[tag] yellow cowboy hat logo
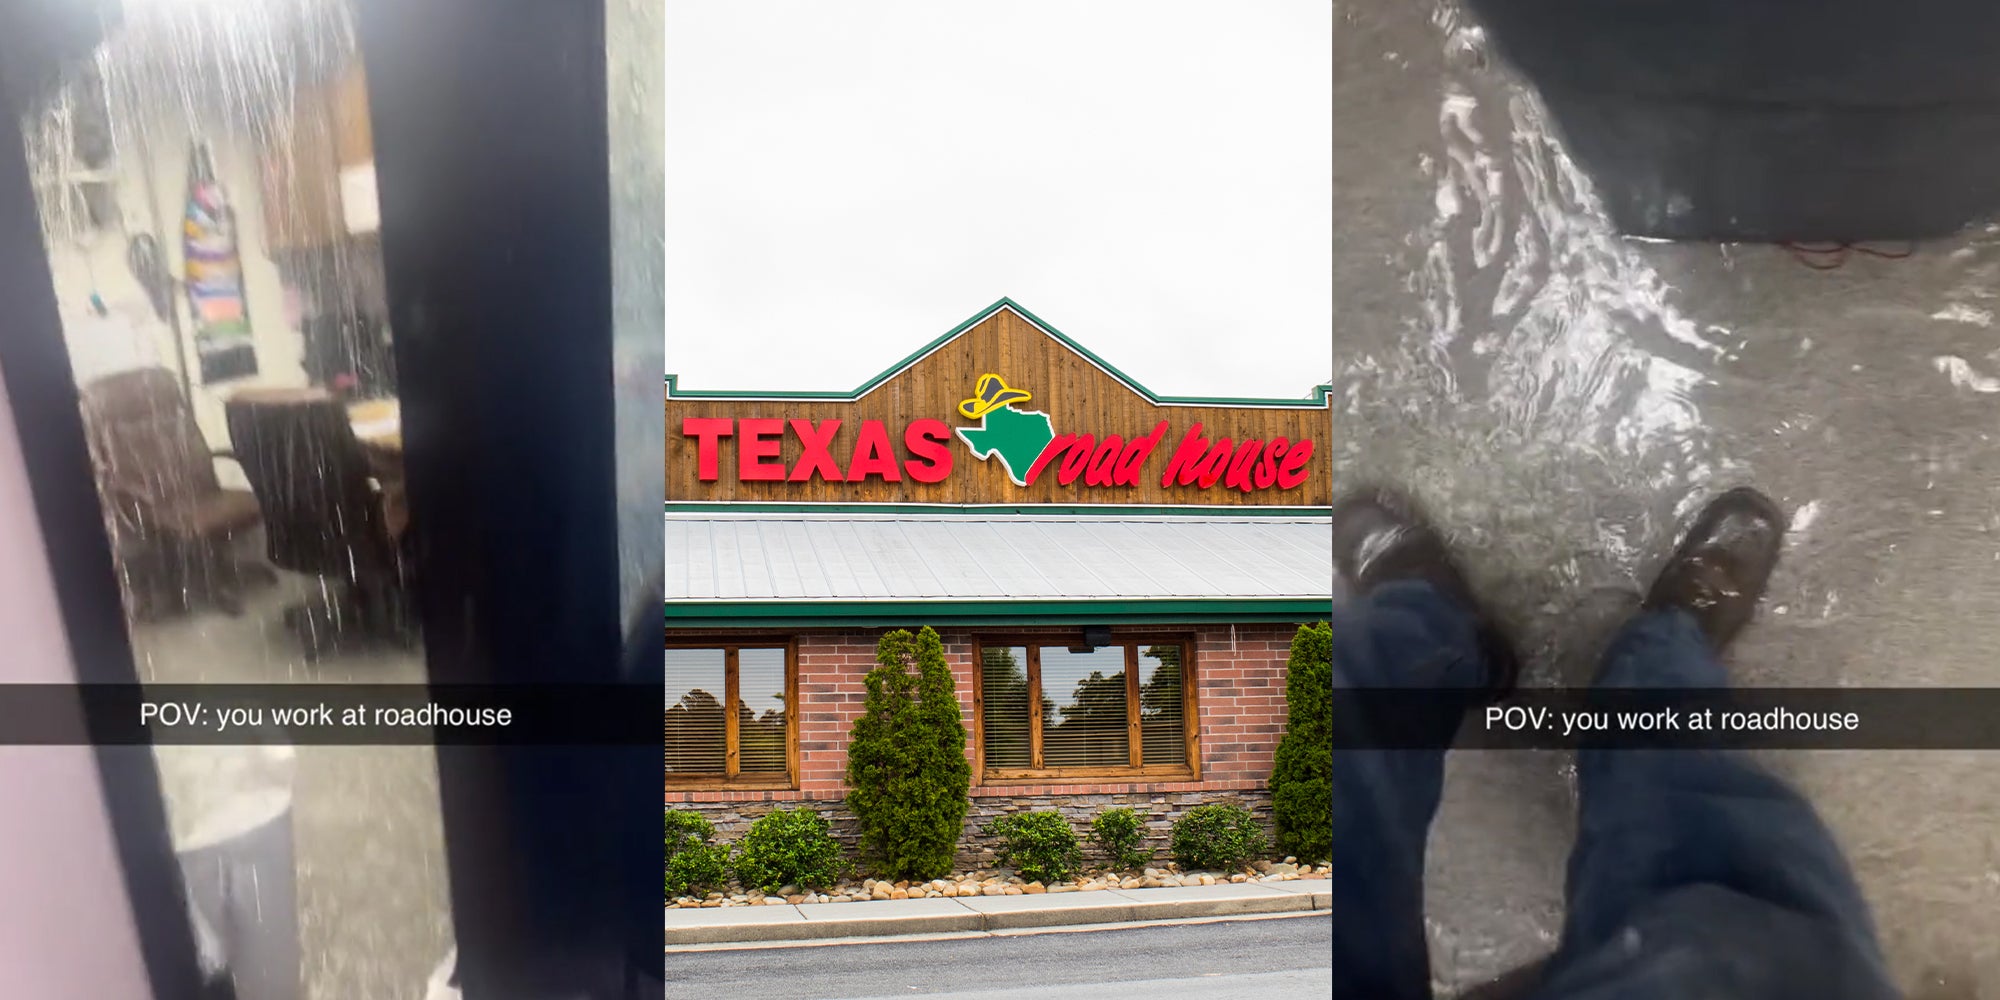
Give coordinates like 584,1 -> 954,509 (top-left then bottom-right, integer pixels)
958,373 -> 1033,419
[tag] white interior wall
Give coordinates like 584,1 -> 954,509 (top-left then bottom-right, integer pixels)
40,117 -> 308,488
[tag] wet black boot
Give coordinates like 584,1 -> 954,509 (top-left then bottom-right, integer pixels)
1643,486 -> 1787,652
1332,486 -> 1521,699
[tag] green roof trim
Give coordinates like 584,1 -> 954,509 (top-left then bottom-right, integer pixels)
664,501 -> 1332,518
665,298 -> 1333,408
664,598 -> 1332,629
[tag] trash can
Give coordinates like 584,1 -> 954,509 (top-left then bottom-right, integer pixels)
155,742 -> 299,1000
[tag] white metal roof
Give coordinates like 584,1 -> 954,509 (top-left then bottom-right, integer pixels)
665,511 -> 1332,603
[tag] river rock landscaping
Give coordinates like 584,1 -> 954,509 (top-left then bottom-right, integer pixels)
668,857 -> 1330,908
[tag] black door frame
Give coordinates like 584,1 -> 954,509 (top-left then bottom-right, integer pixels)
353,0 -> 661,994
0,4 -> 207,997
354,0 -> 661,994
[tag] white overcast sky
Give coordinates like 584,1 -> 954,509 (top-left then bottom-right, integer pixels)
663,1 -> 1332,398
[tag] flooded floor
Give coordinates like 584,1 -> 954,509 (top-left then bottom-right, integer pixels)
135,564 -> 451,1000
1336,3 -> 2000,996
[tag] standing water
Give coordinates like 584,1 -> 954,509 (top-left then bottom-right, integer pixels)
1338,2 -> 2000,994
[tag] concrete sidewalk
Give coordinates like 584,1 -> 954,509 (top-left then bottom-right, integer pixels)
664,880 -> 1330,946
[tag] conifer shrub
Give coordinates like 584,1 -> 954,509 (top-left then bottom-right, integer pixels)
1268,622 -> 1332,863
845,626 -> 971,881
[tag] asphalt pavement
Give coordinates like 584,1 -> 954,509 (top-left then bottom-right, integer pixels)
663,912 -> 1331,1000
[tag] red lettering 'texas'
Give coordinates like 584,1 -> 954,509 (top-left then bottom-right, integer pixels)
903,419 -> 954,483
847,420 -> 902,482
682,417 -> 733,482
738,418 -> 786,481
788,419 -> 844,482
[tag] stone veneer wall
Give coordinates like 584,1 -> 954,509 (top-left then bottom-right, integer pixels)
667,622 -> 1297,872
685,788 -> 1274,874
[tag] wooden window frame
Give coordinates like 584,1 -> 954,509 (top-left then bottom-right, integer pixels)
664,636 -> 799,791
971,632 -> 1200,785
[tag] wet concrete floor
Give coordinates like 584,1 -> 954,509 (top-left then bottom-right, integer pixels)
133,568 -> 451,1000
1336,3 -> 2000,996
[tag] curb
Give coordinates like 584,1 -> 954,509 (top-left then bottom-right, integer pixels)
664,884 -> 1331,946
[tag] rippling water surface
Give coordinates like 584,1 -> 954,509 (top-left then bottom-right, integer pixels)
1339,3 -> 2000,994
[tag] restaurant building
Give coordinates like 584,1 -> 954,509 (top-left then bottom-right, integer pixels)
665,300 -> 1333,866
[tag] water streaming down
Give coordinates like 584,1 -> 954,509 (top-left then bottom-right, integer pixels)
1340,2 -> 2000,992
609,0 -> 667,618
20,2 -> 450,997
25,0 -> 382,642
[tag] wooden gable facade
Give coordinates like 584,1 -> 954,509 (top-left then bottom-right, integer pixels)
666,300 -> 1332,507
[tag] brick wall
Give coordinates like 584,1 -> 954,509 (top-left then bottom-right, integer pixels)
667,623 -> 1299,870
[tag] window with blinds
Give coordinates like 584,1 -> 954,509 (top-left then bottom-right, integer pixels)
976,637 -> 1194,779
980,646 -> 1032,769
1138,645 -> 1186,766
665,642 -> 794,786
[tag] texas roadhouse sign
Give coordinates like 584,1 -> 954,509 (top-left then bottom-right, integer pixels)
666,301 -> 1332,507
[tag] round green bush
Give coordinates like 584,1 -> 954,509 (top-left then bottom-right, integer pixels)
1090,807 -> 1152,871
665,808 -> 715,852
845,627 -> 972,881
986,810 -> 1082,883
1170,803 -> 1268,872
665,809 -> 730,896
732,807 -> 848,893
665,841 -> 732,897
1269,622 -> 1332,863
